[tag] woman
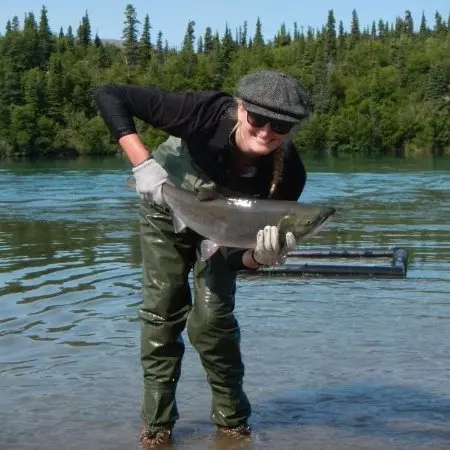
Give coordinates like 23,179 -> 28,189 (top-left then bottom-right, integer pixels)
94,70 -> 311,448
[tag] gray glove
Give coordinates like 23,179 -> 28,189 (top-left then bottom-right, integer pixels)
252,226 -> 297,266
132,158 -> 168,205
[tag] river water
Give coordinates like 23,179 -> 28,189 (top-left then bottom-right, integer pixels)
1,157 -> 449,449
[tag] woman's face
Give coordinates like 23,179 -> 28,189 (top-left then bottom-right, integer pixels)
236,103 -> 291,157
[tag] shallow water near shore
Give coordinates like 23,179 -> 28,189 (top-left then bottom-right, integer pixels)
1,156 -> 449,449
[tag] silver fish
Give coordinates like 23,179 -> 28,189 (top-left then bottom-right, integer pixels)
160,183 -> 335,260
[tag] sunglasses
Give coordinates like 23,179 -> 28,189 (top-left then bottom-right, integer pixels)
246,111 -> 294,135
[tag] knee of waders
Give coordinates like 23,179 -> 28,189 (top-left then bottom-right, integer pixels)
186,306 -> 240,348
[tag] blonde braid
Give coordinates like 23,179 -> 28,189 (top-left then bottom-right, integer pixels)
269,146 -> 284,198
229,121 -> 239,139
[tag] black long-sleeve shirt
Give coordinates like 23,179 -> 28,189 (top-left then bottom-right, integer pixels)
94,84 -> 307,201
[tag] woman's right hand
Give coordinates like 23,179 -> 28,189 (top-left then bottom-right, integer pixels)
132,158 -> 169,206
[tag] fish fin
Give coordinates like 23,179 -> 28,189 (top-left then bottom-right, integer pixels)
172,213 -> 187,233
200,240 -> 220,261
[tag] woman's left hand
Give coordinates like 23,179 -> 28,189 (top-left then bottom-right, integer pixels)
251,226 -> 296,266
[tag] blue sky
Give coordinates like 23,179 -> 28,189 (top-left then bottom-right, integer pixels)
2,0 -> 449,47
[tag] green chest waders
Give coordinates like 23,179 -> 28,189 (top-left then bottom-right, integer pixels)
139,137 -> 250,431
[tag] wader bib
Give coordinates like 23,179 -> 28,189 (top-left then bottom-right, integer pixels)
139,137 -> 251,432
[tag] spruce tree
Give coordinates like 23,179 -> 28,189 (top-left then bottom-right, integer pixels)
434,11 -> 446,34
66,26 -> 75,49
38,6 -> 54,65
253,18 -> 264,47
23,12 -> 39,68
404,10 -> 414,36
370,21 -> 377,38
394,16 -> 405,37
274,23 -> 290,47
122,4 -> 140,67
325,10 -> 337,59
94,33 -> 102,47
2,22 -> 26,106
221,24 -> 236,56
139,14 -> 152,67
419,12 -> 428,36
77,11 -> 91,46
156,30 -> 164,67
350,9 -> 361,46
182,20 -> 195,53
197,36 -> 203,54
293,22 -> 299,41
240,21 -> 248,47
203,27 -> 214,54
181,20 -> 197,78
338,20 -> 345,52
11,16 -> 20,32
378,19 -> 385,38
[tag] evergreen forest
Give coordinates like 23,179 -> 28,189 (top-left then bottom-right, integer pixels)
0,4 -> 449,159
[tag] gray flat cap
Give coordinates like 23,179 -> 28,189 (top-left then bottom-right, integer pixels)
236,70 -> 311,122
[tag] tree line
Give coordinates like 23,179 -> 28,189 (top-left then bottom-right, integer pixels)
0,4 -> 449,158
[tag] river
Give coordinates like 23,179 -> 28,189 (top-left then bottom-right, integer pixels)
1,156 -> 449,449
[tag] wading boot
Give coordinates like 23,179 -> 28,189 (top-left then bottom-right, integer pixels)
217,423 -> 252,440
138,427 -> 172,449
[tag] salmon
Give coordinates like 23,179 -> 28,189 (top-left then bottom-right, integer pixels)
160,183 -> 335,260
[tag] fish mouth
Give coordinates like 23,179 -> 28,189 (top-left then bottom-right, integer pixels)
303,214 -> 334,240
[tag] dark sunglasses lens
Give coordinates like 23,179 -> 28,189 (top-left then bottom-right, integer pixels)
271,121 -> 293,134
247,111 -> 293,134
247,112 -> 268,128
